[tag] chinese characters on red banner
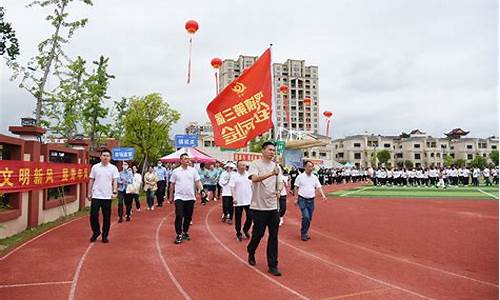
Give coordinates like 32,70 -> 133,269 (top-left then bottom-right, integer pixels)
207,48 -> 273,149
0,161 -> 90,193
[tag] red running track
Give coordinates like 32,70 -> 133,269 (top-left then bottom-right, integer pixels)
0,182 -> 497,299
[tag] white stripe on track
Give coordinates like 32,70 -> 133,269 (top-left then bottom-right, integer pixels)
205,206 -> 310,300
155,215 -> 192,300
476,188 -> 499,200
0,217 -> 85,261
306,222 -> 499,288
280,239 -> 434,300
0,281 -> 72,288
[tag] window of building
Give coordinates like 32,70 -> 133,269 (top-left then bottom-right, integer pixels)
450,153 -> 455,158
353,143 -> 361,148
436,153 -> 441,158
430,153 -> 434,158
492,145 -> 497,149
483,153 -> 487,157
466,145 -> 473,149
384,143 -> 391,148
414,154 -> 421,160
450,146 -> 454,150
441,144 -> 447,149
414,144 -> 421,149
320,152 -> 327,158
396,153 -> 403,158
204,141 -> 211,147
467,154 -> 473,160
354,153 -> 361,160
338,153 -> 344,158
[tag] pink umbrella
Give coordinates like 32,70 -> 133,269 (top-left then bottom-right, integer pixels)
160,147 -> 216,164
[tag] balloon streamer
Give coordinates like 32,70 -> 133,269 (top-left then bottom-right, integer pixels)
214,72 -> 219,95
187,36 -> 193,84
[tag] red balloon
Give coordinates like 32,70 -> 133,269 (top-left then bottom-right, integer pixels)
185,20 -> 199,34
323,111 -> 333,118
279,84 -> 288,94
303,97 -> 312,106
211,57 -> 222,69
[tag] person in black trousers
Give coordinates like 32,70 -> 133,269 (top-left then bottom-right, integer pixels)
247,141 -> 282,276
230,160 -> 253,241
88,149 -> 119,243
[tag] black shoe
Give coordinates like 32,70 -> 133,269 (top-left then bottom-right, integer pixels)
244,231 -> 250,239
306,235 -> 311,240
182,233 -> 190,241
301,236 -> 308,241
102,237 -> 109,243
174,235 -> 183,244
90,234 -> 100,243
268,267 -> 282,276
118,217 -> 123,223
126,216 -> 131,222
248,253 -> 256,266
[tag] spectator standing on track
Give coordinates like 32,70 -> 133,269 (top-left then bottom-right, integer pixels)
214,161 -> 224,200
472,167 -> 480,187
154,160 -> 167,207
88,149 -> 120,243
117,161 -> 133,223
230,160 -> 253,242
492,167 -> 498,185
247,141 -> 283,276
143,166 -> 158,210
294,160 -> 327,241
169,153 -> 203,244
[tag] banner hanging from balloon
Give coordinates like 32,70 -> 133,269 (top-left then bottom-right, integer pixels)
206,48 -> 273,149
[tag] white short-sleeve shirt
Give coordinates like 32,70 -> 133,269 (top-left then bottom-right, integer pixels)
294,173 -> 321,199
170,166 -> 201,201
229,171 -> 252,206
89,162 -> 120,200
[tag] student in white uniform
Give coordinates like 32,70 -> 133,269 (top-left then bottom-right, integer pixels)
294,161 -> 327,241
483,167 -> 491,186
169,153 -> 203,244
230,160 -> 253,241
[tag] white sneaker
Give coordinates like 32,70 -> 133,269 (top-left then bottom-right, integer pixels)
279,217 -> 284,226
151,206 -> 155,211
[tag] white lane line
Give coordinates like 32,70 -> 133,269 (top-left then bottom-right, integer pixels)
0,217 -> 85,261
155,215 -> 192,300
339,187 -> 370,197
307,224 -> 499,288
67,221 -> 117,300
205,206 -> 310,300
476,188 -> 499,200
280,239 -> 434,300
0,281 -> 72,288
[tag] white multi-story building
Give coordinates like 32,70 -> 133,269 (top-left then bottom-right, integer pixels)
219,55 -> 319,134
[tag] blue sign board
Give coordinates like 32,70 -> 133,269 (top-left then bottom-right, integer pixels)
112,147 -> 135,161
175,134 -> 198,148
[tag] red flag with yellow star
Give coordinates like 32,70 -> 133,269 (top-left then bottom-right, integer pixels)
206,48 -> 273,149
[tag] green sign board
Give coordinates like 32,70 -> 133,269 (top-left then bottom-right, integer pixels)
276,140 -> 285,155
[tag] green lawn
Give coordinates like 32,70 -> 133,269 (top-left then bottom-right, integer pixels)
329,185 -> 499,200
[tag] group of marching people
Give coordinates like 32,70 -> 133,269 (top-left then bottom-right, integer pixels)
368,166 -> 499,187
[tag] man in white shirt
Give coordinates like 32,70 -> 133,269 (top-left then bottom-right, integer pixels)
88,149 -> 120,243
294,160 -> 327,241
483,167 -> 491,186
230,160 -> 253,241
219,162 -> 236,224
169,153 -> 203,244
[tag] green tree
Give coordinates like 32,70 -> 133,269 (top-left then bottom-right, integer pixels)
109,97 -> 129,142
46,56 -> 86,139
443,154 -> 454,167
123,93 -> 180,173
404,160 -> 413,169
454,159 -> 466,168
469,155 -> 488,169
0,7 -> 20,60
248,134 -> 270,153
376,150 -> 391,166
82,56 -> 113,150
6,0 -> 92,126
489,150 -> 499,166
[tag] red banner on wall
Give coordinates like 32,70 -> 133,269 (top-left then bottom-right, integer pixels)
233,152 -> 262,162
0,160 -> 90,193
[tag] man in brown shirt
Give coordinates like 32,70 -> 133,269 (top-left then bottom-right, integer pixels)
247,141 -> 283,276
